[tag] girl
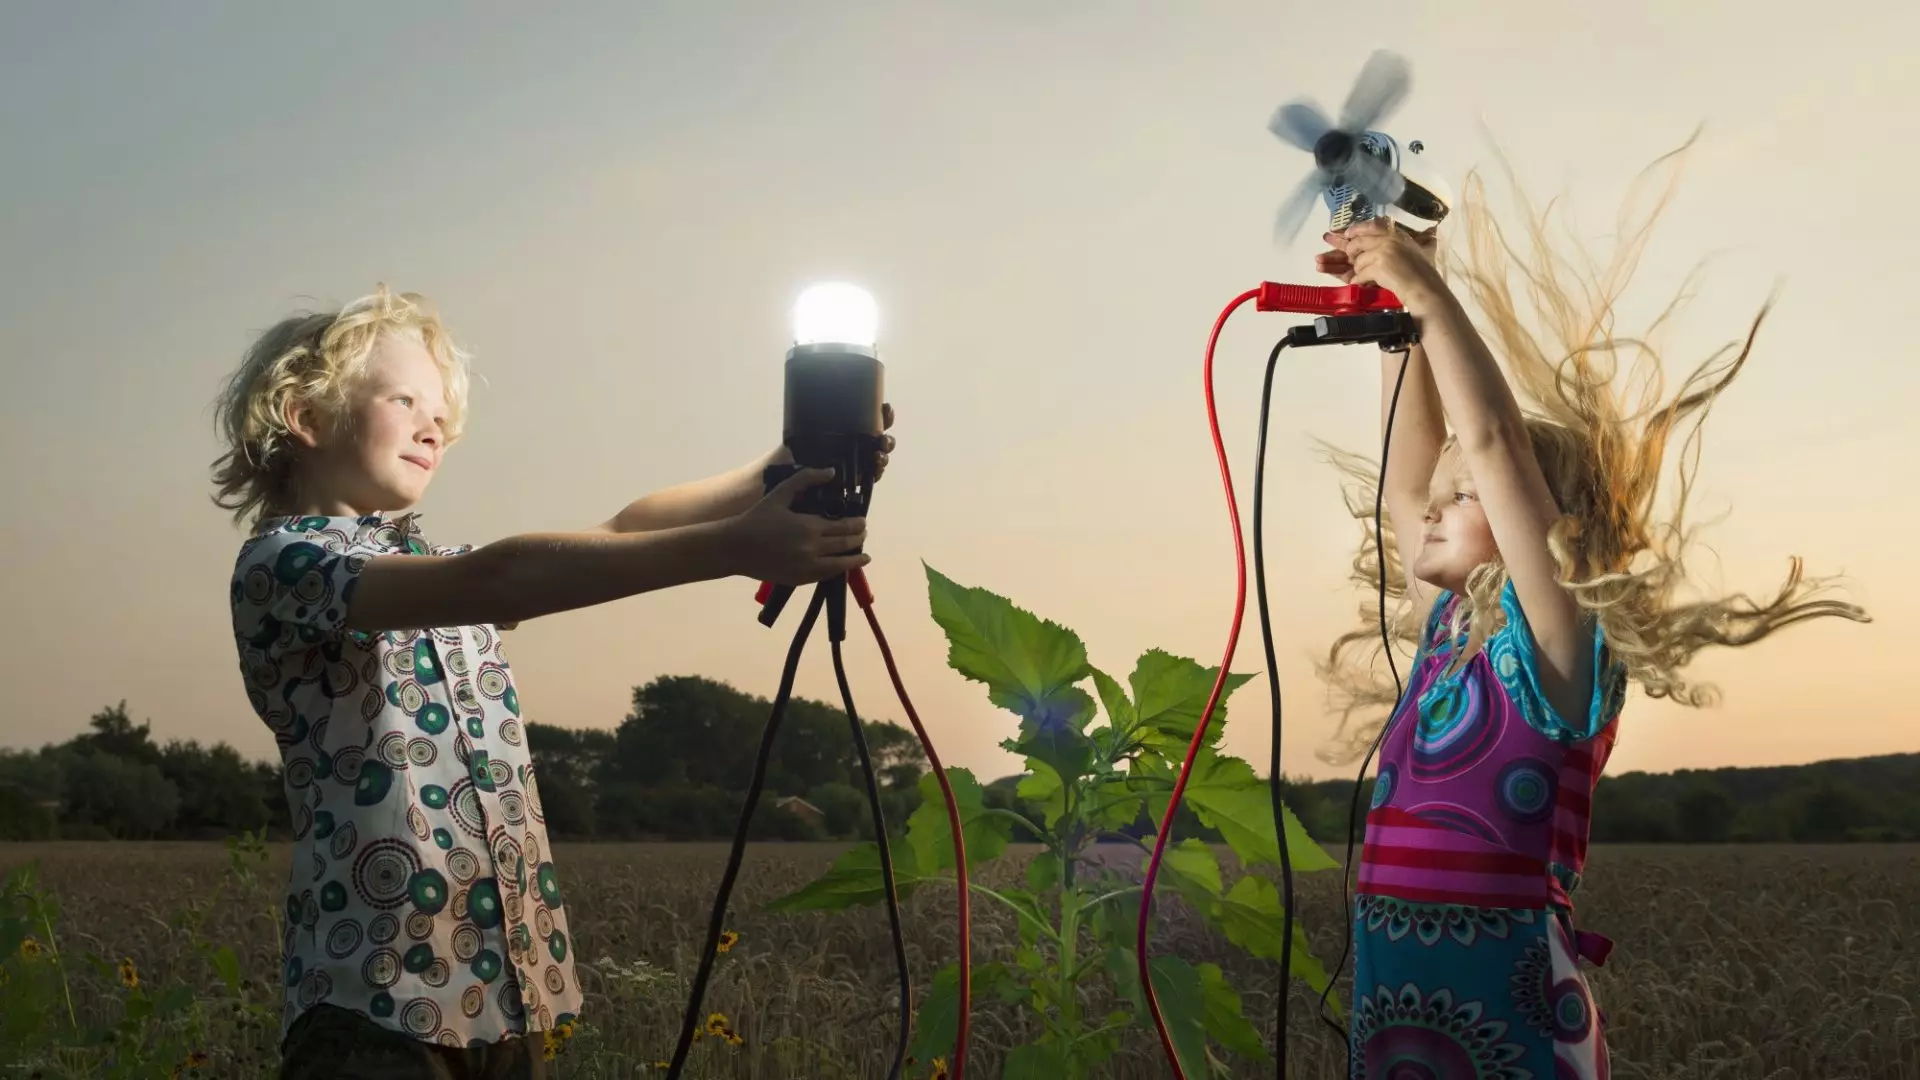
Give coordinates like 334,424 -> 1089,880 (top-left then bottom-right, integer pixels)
210,285 -> 893,1079
1311,146 -> 1869,1078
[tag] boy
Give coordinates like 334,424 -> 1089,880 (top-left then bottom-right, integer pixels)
212,285 -> 891,1078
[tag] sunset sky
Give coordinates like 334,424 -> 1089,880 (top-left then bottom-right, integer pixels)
4,1 -> 1914,785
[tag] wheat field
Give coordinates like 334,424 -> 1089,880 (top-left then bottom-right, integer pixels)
3,842 -> 1915,1079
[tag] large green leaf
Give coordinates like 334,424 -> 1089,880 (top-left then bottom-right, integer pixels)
1198,962 -> 1269,1063
1025,850 -> 1061,893
905,767 -> 1011,874
1013,760 -> 1067,827
1004,722 -> 1096,791
1147,748 -> 1338,873
926,564 -> 1094,722
1211,875 -> 1335,1011
1086,776 -> 1145,832
1155,838 -> 1223,912
1146,956 -> 1210,1078
1003,1043 -> 1071,1079
1129,649 -> 1256,754
906,963 -> 960,1068
761,841 -> 930,913
1090,665 -> 1136,738
1104,946 -> 1144,1012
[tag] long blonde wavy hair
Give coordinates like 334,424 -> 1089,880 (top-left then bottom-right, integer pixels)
1315,134 -> 1871,765
209,284 -> 474,530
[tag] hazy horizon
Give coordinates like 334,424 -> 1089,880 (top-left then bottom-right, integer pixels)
4,1 -> 1915,784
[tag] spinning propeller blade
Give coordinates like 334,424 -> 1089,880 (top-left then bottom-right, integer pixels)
1338,50 -> 1411,133
1272,171 -> 1328,246
1267,101 -> 1332,153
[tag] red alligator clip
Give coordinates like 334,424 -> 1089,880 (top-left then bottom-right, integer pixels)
754,571 -> 873,606
1256,282 -> 1402,316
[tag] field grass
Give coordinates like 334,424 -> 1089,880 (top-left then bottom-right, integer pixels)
2,841 -> 1916,1079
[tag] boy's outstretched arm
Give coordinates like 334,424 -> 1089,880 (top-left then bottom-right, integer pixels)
592,448 -> 785,534
344,470 -> 867,633
1342,221 -> 1588,713
593,406 -> 894,534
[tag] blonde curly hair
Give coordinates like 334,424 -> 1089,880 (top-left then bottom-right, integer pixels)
1315,134 -> 1871,765
209,285 -> 473,529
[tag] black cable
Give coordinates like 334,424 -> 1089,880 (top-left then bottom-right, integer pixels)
832,631 -> 912,1080
1314,347 -> 1414,1075
1251,337 -> 1298,1077
667,584 -> 828,1078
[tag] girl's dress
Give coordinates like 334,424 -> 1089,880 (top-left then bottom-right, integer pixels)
1350,580 -> 1628,1080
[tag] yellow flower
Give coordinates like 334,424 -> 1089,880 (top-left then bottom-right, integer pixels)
705,1011 -> 728,1035
117,957 -> 139,989
930,1056 -> 949,1080
716,930 -> 740,954
19,936 -> 41,958
556,1021 -> 576,1040
724,1028 -> 744,1048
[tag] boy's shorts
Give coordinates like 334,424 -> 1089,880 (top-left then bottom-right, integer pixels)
280,1004 -> 548,1080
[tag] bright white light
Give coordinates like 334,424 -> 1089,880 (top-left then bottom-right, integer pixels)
792,283 -> 878,348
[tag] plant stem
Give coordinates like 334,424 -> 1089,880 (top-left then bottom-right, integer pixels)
38,908 -> 77,1029
937,878 -> 1061,944
983,807 -> 1042,839
1075,885 -> 1142,915
1057,884 -> 1082,1058
1070,1018 -> 1132,1047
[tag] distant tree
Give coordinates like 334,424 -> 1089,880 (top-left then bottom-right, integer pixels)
1673,779 -> 1738,843
807,781 -> 869,839
158,739 -> 270,837
60,751 -> 180,839
526,723 -> 616,838
0,783 -> 55,840
1791,782 -> 1875,842
82,701 -> 163,767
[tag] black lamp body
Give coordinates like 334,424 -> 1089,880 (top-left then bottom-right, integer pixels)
781,341 -> 886,504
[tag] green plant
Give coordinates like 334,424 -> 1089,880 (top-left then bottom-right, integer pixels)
0,830 -> 282,1078
766,565 -> 1340,1078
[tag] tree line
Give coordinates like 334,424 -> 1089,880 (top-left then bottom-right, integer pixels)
2,688 -> 1914,844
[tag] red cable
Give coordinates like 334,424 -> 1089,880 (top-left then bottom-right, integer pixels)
850,568 -> 972,1080
1136,288 -> 1260,1078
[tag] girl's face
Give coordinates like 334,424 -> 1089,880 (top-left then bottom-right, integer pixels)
292,332 -> 448,517
1410,442 -> 1500,594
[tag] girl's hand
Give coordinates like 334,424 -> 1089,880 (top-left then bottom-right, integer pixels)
765,403 -> 896,481
1339,218 -> 1446,310
721,467 -> 871,584
875,402 -> 896,481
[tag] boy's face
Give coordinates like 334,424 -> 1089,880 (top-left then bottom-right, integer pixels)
1410,442 -> 1499,594
297,332 -> 448,516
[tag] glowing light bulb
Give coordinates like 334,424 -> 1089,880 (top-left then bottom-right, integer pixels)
792,283 -> 878,348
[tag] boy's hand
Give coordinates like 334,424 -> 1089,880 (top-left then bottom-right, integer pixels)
722,467 -> 871,584
1335,218 -> 1445,311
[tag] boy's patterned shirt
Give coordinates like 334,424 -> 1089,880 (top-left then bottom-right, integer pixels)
229,512 -> 582,1049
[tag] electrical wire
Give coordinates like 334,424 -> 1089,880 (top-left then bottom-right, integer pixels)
852,578 -> 973,1080
1313,347 -> 1414,1075
667,583 -> 829,1078
1137,287 -> 1260,1077
832,631 -> 913,1079
1250,335 -> 1297,1075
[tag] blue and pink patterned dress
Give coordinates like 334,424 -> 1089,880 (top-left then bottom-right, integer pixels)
1350,580 -> 1629,1079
